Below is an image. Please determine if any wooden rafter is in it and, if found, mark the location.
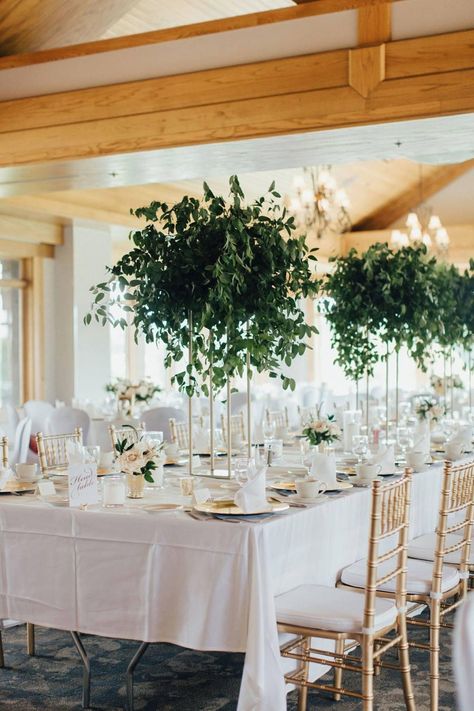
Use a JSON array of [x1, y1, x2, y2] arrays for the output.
[[352, 159, 474, 231]]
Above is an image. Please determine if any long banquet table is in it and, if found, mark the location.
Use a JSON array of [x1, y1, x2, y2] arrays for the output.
[[0, 464, 444, 710]]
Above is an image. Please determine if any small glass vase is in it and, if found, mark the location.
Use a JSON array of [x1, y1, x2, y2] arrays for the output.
[[126, 472, 145, 499]]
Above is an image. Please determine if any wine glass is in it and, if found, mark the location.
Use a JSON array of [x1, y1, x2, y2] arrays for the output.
[[352, 435, 369, 464], [397, 426, 414, 463], [84, 445, 100, 465], [234, 457, 249, 486], [262, 419, 276, 440]]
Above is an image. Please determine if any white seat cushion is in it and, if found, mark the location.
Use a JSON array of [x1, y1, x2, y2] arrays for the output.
[[275, 584, 397, 634], [341, 556, 459, 596], [408, 533, 472, 565]]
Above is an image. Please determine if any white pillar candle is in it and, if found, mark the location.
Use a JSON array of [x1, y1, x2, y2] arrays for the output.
[[102, 476, 126, 507], [343, 421, 360, 453]]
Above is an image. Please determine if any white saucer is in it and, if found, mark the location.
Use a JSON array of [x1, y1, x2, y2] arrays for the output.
[[289, 493, 328, 504], [351, 476, 383, 487]]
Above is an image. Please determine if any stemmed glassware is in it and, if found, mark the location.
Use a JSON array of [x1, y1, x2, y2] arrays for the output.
[[262, 419, 276, 440], [234, 457, 249, 486], [352, 435, 369, 464], [396, 426, 414, 463]]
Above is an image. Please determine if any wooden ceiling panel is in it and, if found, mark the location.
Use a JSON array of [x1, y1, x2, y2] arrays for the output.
[[0, 0, 138, 54]]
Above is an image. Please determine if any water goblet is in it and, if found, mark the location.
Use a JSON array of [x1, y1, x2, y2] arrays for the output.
[[84, 445, 100, 465], [234, 457, 249, 486], [352, 435, 369, 464], [396, 426, 414, 463], [262, 420, 276, 440]]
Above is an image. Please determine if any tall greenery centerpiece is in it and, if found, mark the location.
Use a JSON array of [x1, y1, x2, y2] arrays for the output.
[[322, 243, 441, 432], [86, 176, 320, 475]]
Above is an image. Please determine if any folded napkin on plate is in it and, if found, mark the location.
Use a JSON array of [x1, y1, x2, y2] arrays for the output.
[[455, 426, 472, 448], [267, 464, 309, 477], [234, 463, 268, 513], [192, 487, 211, 505], [0, 466, 14, 488], [369, 444, 395, 474], [310, 452, 337, 486]]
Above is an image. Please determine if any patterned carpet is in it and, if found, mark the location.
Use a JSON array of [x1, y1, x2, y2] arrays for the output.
[[0, 618, 456, 710]]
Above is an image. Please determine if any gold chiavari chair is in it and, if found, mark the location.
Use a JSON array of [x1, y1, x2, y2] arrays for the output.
[[276, 472, 414, 711], [0, 435, 8, 468], [36, 427, 83, 478], [341, 458, 474, 711], [265, 407, 289, 429], [109, 423, 145, 450], [169, 419, 189, 450], [221, 412, 245, 445], [297, 405, 316, 425]]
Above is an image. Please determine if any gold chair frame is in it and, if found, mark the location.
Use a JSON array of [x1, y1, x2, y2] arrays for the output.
[[36, 428, 83, 478], [221, 412, 245, 445], [109, 423, 145, 450], [340, 458, 474, 711], [265, 407, 289, 429], [0, 436, 8, 468], [278, 472, 415, 711], [169, 419, 188, 450]]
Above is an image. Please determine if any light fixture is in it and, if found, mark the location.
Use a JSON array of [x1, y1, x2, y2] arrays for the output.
[[391, 165, 450, 254], [286, 166, 351, 239]]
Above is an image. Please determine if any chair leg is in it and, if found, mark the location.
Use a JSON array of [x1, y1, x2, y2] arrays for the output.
[[361, 635, 374, 711], [398, 613, 415, 711], [333, 638, 344, 700], [297, 637, 310, 711], [26, 623, 35, 656], [430, 601, 441, 711], [0, 629, 4, 668]]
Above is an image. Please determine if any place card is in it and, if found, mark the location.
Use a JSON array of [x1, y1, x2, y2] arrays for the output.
[[68, 462, 98, 507], [38, 481, 56, 497]]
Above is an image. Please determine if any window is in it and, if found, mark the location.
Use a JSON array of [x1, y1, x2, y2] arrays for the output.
[[0, 259, 24, 406]]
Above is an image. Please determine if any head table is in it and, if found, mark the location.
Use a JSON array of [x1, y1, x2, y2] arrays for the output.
[[0, 460, 443, 711]]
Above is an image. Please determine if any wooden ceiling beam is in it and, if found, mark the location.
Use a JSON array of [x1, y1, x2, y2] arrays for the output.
[[358, 3, 391, 45], [352, 159, 474, 231]]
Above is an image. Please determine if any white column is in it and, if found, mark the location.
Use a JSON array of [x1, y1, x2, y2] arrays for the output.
[[53, 221, 112, 403]]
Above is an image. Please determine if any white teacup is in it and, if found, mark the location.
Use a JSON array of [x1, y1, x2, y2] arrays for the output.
[[405, 450, 426, 472], [295, 478, 327, 499], [445, 440, 465, 461], [15, 463, 40, 483], [99, 451, 114, 469], [355, 462, 382, 481]]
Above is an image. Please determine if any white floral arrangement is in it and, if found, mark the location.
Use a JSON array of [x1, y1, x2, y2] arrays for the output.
[[114, 429, 165, 482], [430, 374, 463, 393], [302, 413, 341, 446], [105, 378, 161, 403], [415, 397, 444, 422]]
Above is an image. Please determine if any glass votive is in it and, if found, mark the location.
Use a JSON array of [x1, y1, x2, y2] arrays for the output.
[[179, 476, 194, 496], [84, 445, 101, 465], [102, 475, 126, 507]]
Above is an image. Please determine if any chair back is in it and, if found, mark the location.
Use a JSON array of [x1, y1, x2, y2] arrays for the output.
[[36, 427, 83, 477], [46, 407, 91, 441], [109, 423, 145, 450], [221, 412, 245, 445], [265, 407, 289, 429], [432, 459, 474, 598], [142, 407, 185, 442], [169, 419, 189, 449], [363, 472, 412, 635], [23, 400, 54, 434], [297, 405, 316, 426], [0, 435, 8, 468]]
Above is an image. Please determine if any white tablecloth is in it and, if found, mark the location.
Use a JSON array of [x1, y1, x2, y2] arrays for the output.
[[0, 465, 443, 710]]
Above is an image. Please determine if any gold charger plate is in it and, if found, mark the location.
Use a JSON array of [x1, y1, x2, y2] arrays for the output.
[[270, 480, 353, 492], [195, 499, 289, 515], [0, 481, 37, 493]]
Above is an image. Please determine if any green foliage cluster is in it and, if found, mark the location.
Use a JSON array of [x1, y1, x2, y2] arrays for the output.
[[322, 243, 473, 381], [86, 176, 320, 396]]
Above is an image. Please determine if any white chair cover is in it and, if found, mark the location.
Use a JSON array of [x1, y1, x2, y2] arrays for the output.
[[11, 417, 32, 466], [45, 407, 90, 441], [454, 592, 474, 711], [142, 407, 185, 443], [23, 400, 54, 434]]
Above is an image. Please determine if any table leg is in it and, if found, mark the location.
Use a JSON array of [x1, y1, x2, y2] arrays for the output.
[[70, 631, 91, 709], [126, 642, 149, 711]]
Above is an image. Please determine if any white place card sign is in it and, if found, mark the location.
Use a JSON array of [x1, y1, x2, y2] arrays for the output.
[[38, 481, 56, 497], [68, 462, 98, 507]]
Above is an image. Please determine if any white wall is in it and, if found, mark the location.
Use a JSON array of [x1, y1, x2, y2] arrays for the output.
[[51, 221, 112, 403]]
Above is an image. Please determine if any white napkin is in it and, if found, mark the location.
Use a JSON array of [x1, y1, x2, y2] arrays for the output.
[[455, 426, 472, 448], [192, 487, 211, 505], [412, 429, 431, 456], [369, 444, 395, 474], [234, 464, 268, 513], [0, 466, 14, 489], [310, 452, 337, 486]]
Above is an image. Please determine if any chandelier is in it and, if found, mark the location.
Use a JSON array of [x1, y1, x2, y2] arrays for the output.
[[391, 166, 450, 254], [287, 166, 351, 239]]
